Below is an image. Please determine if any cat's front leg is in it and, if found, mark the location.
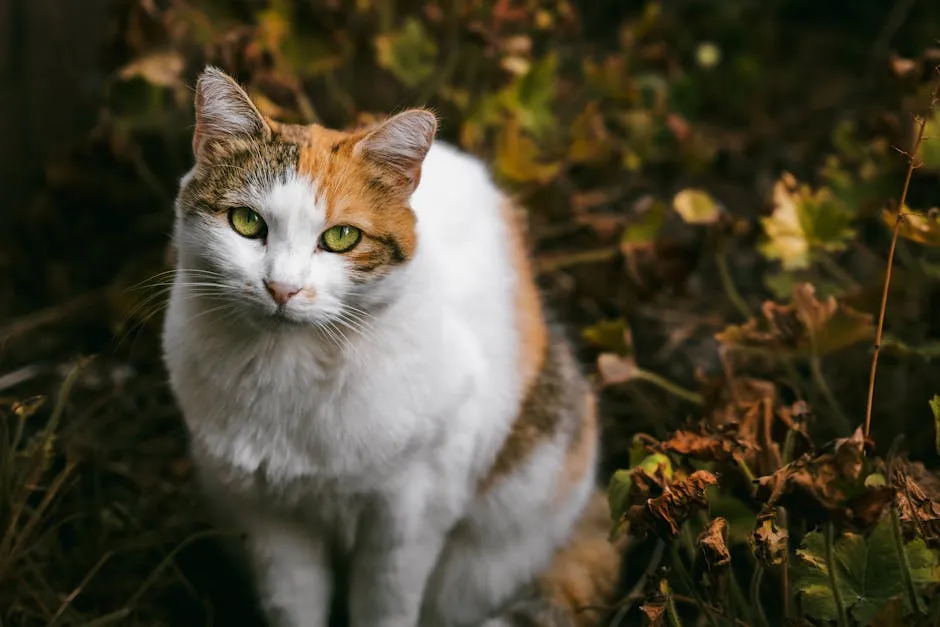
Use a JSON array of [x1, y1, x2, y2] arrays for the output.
[[347, 512, 446, 627], [243, 512, 333, 627]]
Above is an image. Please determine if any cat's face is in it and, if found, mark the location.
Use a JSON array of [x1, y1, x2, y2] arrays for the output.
[[172, 67, 436, 329]]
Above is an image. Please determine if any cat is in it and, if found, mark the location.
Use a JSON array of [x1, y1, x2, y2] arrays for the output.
[[161, 66, 623, 627]]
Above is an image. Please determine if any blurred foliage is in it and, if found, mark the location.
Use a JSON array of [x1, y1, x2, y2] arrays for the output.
[[4, 0, 940, 625]]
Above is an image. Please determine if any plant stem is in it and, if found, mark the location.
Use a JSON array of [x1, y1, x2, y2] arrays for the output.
[[778, 507, 792, 621], [810, 356, 849, 433], [715, 241, 752, 320], [609, 538, 667, 627], [633, 368, 704, 406], [865, 70, 940, 438], [750, 564, 770, 627], [662, 580, 684, 627], [890, 505, 924, 615], [824, 522, 849, 627]]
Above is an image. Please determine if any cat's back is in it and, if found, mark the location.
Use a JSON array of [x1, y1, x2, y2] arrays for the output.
[[409, 141, 520, 310]]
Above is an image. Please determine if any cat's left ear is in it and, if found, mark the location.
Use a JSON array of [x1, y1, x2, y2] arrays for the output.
[[354, 109, 437, 194], [192, 66, 271, 158]]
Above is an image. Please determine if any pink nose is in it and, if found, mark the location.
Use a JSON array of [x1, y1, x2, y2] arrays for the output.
[[264, 280, 301, 305]]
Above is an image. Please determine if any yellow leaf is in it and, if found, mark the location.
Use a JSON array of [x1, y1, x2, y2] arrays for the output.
[[568, 102, 610, 164], [881, 207, 940, 247], [495, 118, 561, 183], [673, 189, 722, 224], [759, 172, 856, 270]]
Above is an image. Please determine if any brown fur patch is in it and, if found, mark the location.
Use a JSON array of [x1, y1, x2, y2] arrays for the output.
[[536, 492, 625, 627], [553, 392, 598, 508], [272, 121, 418, 280]]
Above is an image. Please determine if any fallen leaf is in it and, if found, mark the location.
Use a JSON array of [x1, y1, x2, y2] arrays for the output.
[[752, 510, 789, 568], [758, 172, 856, 270], [715, 283, 874, 358], [673, 189, 722, 225], [881, 207, 940, 247], [661, 429, 737, 462], [793, 515, 940, 624]]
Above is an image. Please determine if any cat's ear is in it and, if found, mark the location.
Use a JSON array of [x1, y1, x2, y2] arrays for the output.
[[354, 109, 437, 193], [192, 66, 271, 158]]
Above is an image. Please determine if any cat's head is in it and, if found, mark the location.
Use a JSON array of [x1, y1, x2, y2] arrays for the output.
[[172, 66, 437, 328]]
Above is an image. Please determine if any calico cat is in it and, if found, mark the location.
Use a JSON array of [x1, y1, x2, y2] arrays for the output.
[[161, 66, 623, 627]]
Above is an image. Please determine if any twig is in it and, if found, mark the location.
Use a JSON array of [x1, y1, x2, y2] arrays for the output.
[[750, 564, 770, 627], [810, 357, 849, 433], [609, 538, 667, 626], [535, 246, 618, 274], [662, 580, 683, 627], [48, 552, 113, 626], [865, 68, 940, 439]]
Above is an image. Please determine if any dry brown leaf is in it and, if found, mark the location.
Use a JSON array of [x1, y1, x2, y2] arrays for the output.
[[755, 430, 895, 528], [629, 470, 719, 538], [661, 429, 737, 462], [891, 458, 940, 546], [640, 596, 666, 626], [696, 517, 731, 606], [715, 283, 874, 357], [698, 517, 731, 568], [752, 510, 789, 568]]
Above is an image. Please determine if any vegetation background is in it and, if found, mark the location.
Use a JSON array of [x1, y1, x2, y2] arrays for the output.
[[3, 0, 940, 625]]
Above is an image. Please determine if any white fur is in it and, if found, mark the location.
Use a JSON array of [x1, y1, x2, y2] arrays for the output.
[[162, 141, 595, 627]]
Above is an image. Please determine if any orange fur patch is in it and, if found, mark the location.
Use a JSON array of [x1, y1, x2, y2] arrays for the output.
[[502, 200, 549, 391], [477, 202, 556, 494], [272, 121, 418, 275]]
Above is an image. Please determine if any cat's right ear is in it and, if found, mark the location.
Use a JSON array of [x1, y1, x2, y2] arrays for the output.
[[192, 66, 271, 159]]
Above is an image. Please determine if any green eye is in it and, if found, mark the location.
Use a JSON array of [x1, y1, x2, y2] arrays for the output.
[[228, 207, 267, 239], [321, 225, 362, 253]]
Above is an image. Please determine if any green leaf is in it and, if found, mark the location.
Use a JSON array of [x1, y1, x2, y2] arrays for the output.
[[374, 18, 438, 87], [793, 516, 940, 624], [581, 319, 632, 355], [916, 109, 940, 172], [607, 469, 633, 525], [931, 396, 940, 456], [759, 172, 857, 270], [621, 199, 666, 246]]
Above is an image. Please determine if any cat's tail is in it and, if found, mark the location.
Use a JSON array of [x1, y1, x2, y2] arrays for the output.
[[490, 490, 627, 627]]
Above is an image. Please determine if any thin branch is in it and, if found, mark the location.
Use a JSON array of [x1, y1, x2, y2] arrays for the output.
[[864, 68, 940, 439]]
